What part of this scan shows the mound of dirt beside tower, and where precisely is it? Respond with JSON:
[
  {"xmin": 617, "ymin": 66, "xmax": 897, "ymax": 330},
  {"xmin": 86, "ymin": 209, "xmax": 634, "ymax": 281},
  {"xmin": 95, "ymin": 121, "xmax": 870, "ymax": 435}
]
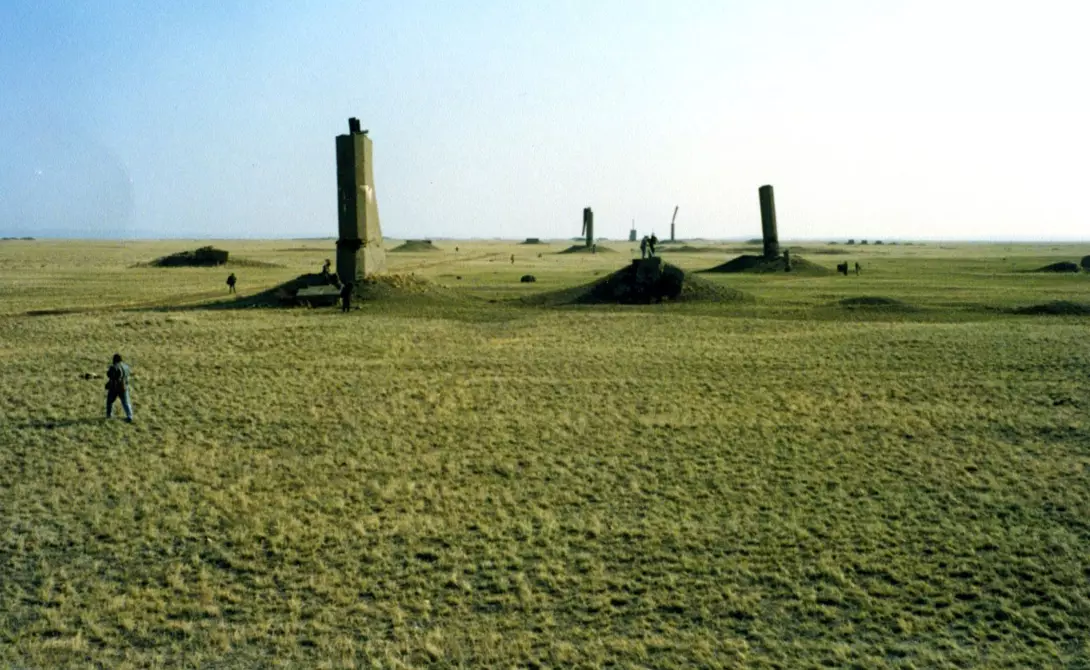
[
  {"xmin": 524, "ymin": 257, "xmax": 751, "ymax": 306},
  {"xmin": 700, "ymin": 254, "xmax": 832, "ymax": 275},
  {"xmin": 391, "ymin": 240, "xmax": 441, "ymax": 252},
  {"xmin": 221, "ymin": 273, "xmax": 468, "ymax": 308},
  {"xmin": 557, "ymin": 244, "xmax": 616, "ymax": 254}
]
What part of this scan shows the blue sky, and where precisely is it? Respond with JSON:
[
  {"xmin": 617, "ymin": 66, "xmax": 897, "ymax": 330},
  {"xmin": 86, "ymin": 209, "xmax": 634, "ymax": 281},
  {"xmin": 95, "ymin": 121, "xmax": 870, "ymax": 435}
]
[{"xmin": 1, "ymin": 1, "xmax": 1088, "ymax": 240}]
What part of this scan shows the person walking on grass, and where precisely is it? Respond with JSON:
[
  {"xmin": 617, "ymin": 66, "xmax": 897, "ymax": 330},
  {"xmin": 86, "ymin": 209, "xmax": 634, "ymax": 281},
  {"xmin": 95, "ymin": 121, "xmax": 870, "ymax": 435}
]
[
  {"xmin": 226, "ymin": 272, "xmax": 237, "ymax": 293},
  {"xmin": 105, "ymin": 353, "xmax": 133, "ymax": 422}
]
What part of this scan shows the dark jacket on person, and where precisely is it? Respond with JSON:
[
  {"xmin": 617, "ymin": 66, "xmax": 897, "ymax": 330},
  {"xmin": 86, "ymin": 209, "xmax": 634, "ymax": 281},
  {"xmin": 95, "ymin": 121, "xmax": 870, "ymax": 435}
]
[{"xmin": 106, "ymin": 362, "xmax": 132, "ymax": 393}]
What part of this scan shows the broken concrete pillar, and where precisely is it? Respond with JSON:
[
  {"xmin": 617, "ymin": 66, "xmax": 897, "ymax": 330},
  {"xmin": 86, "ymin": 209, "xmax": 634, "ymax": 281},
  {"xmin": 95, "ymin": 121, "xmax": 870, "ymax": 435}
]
[
  {"xmin": 336, "ymin": 118, "xmax": 386, "ymax": 281},
  {"xmin": 629, "ymin": 220, "xmax": 637, "ymax": 242},
  {"xmin": 582, "ymin": 207, "xmax": 594, "ymax": 247},
  {"xmin": 759, "ymin": 185, "xmax": 779, "ymax": 258}
]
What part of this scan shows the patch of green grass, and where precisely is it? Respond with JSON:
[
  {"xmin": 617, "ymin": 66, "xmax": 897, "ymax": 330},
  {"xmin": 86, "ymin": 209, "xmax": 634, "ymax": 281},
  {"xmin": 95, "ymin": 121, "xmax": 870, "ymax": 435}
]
[{"xmin": 1, "ymin": 240, "xmax": 1089, "ymax": 667}]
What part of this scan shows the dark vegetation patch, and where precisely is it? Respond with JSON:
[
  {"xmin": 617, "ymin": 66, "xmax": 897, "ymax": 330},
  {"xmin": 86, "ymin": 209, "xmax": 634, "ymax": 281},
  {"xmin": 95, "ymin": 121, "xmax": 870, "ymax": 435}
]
[
  {"xmin": 701, "ymin": 254, "xmax": 833, "ymax": 275},
  {"xmin": 1010, "ymin": 301, "xmax": 1090, "ymax": 316},
  {"xmin": 390, "ymin": 240, "xmax": 440, "ymax": 252},
  {"xmin": 521, "ymin": 238, "xmax": 543, "ymax": 245},
  {"xmin": 660, "ymin": 245, "xmax": 720, "ymax": 253},
  {"xmin": 223, "ymin": 258, "xmax": 283, "ymax": 268},
  {"xmin": 1033, "ymin": 261, "xmax": 1080, "ymax": 273},
  {"xmin": 524, "ymin": 258, "xmax": 751, "ymax": 306},
  {"xmin": 838, "ymin": 296, "xmax": 916, "ymax": 311},
  {"xmin": 1082, "ymin": 255, "xmax": 1090, "ymax": 270},
  {"xmin": 557, "ymin": 245, "xmax": 616, "ymax": 254},
  {"xmin": 803, "ymin": 248, "xmax": 851, "ymax": 255}
]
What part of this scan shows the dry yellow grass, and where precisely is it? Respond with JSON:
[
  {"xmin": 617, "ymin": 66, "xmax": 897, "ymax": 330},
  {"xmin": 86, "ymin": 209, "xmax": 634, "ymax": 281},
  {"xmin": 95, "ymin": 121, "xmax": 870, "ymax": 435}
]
[{"xmin": 1, "ymin": 239, "xmax": 1089, "ymax": 667}]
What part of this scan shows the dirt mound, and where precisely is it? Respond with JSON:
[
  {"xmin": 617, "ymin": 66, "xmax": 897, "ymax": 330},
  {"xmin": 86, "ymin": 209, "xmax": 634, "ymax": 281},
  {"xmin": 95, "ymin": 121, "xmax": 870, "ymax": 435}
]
[
  {"xmin": 701, "ymin": 254, "xmax": 833, "ymax": 275},
  {"xmin": 558, "ymin": 244, "xmax": 616, "ymax": 254},
  {"xmin": 838, "ymin": 296, "xmax": 915, "ymax": 310},
  {"xmin": 149, "ymin": 246, "xmax": 229, "ymax": 267},
  {"xmin": 1011, "ymin": 301, "xmax": 1090, "ymax": 316},
  {"xmin": 524, "ymin": 258, "xmax": 751, "ymax": 306},
  {"xmin": 144, "ymin": 246, "xmax": 282, "ymax": 268},
  {"xmin": 1034, "ymin": 261, "xmax": 1080, "ymax": 273},
  {"xmin": 353, "ymin": 274, "xmax": 467, "ymax": 302},
  {"xmin": 220, "ymin": 273, "xmax": 468, "ymax": 308},
  {"xmin": 391, "ymin": 240, "xmax": 440, "ymax": 252}
]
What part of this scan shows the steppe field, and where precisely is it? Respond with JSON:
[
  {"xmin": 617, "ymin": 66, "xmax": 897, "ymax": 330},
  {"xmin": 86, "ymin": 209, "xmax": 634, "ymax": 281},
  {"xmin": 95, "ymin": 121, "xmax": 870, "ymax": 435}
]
[{"xmin": 2, "ymin": 238, "xmax": 1089, "ymax": 668}]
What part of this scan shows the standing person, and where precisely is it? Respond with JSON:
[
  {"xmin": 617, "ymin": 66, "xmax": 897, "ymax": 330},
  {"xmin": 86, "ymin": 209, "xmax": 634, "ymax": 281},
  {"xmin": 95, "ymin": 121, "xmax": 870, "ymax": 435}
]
[
  {"xmin": 640, "ymin": 236, "xmax": 649, "ymax": 259},
  {"xmin": 510, "ymin": 254, "xmax": 515, "ymax": 264},
  {"xmin": 648, "ymin": 233, "xmax": 658, "ymax": 257},
  {"xmin": 226, "ymin": 273, "xmax": 237, "ymax": 293},
  {"xmin": 105, "ymin": 353, "xmax": 133, "ymax": 422},
  {"xmin": 321, "ymin": 259, "xmax": 332, "ymax": 277},
  {"xmin": 340, "ymin": 281, "xmax": 353, "ymax": 313}
]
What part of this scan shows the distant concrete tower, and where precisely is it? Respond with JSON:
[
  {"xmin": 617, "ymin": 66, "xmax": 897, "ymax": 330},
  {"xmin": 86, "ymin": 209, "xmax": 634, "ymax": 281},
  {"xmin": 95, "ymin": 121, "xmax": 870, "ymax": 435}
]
[
  {"xmin": 336, "ymin": 118, "xmax": 386, "ymax": 281},
  {"xmin": 582, "ymin": 207, "xmax": 594, "ymax": 247},
  {"xmin": 670, "ymin": 205, "xmax": 678, "ymax": 242},
  {"xmin": 758, "ymin": 185, "xmax": 779, "ymax": 258},
  {"xmin": 629, "ymin": 219, "xmax": 637, "ymax": 242}
]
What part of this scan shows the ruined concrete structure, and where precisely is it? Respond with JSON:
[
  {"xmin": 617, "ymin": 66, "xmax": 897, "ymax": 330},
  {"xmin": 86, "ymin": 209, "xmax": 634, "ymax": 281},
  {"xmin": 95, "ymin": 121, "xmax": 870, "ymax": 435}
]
[
  {"xmin": 582, "ymin": 207, "xmax": 594, "ymax": 247},
  {"xmin": 336, "ymin": 118, "xmax": 386, "ymax": 281},
  {"xmin": 758, "ymin": 185, "xmax": 779, "ymax": 258},
  {"xmin": 670, "ymin": 206, "xmax": 678, "ymax": 242},
  {"xmin": 628, "ymin": 220, "xmax": 637, "ymax": 242}
]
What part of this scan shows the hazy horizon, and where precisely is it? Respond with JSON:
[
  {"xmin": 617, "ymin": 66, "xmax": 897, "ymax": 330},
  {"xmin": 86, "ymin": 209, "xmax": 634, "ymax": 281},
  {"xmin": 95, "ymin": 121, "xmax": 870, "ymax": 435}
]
[{"xmin": 2, "ymin": 1, "xmax": 1088, "ymax": 242}]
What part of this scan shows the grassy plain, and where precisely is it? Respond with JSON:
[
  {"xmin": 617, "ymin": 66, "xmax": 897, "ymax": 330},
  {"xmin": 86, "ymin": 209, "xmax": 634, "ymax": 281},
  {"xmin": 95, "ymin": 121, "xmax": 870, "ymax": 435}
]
[{"xmin": 1, "ymin": 238, "xmax": 1089, "ymax": 668}]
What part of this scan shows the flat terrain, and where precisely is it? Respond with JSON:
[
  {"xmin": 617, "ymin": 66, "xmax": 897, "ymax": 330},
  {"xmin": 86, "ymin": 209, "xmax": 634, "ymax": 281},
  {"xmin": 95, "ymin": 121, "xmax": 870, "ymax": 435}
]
[{"xmin": 2, "ymin": 239, "xmax": 1089, "ymax": 668}]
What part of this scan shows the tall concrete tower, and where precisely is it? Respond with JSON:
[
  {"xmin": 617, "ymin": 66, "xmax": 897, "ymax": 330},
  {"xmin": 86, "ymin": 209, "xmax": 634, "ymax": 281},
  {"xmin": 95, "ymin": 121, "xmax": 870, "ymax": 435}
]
[
  {"xmin": 336, "ymin": 118, "xmax": 386, "ymax": 282},
  {"xmin": 582, "ymin": 207, "xmax": 594, "ymax": 247},
  {"xmin": 758, "ymin": 185, "xmax": 779, "ymax": 258}
]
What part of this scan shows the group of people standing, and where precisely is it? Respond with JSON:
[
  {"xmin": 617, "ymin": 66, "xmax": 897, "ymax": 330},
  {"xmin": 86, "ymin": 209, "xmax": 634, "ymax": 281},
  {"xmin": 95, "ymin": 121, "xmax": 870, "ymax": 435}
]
[{"xmin": 640, "ymin": 234, "xmax": 659, "ymax": 259}]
